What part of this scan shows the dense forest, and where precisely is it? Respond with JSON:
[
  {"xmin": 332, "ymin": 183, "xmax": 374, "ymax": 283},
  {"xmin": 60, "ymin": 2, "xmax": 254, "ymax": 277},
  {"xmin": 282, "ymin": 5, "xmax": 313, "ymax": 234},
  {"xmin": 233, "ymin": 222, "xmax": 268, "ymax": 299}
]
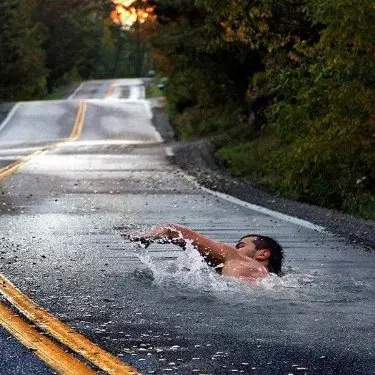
[
  {"xmin": 142, "ymin": 0, "xmax": 375, "ymax": 220},
  {"xmin": 0, "ymin": 0, "xmax": 374, "ymax": 219},
  {"xmin": 0, "ymin": 0, "xmax": 151, "ymax": 101}
]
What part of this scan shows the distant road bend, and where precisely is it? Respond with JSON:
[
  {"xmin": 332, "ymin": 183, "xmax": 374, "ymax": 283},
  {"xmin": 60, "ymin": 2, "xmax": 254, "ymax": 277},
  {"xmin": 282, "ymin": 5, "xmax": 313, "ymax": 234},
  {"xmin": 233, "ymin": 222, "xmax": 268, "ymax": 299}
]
[{"xmin": 0, "ymin": 79, "xmax": 374, "ymax": 375}]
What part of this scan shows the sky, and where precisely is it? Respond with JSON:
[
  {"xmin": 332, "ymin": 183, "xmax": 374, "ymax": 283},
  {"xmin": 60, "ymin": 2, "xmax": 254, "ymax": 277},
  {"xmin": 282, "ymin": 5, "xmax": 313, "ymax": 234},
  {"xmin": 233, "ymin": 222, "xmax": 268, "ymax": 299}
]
[{"xmin": 111, "ymin": 0, "xmax": 152, "ymax": 28}]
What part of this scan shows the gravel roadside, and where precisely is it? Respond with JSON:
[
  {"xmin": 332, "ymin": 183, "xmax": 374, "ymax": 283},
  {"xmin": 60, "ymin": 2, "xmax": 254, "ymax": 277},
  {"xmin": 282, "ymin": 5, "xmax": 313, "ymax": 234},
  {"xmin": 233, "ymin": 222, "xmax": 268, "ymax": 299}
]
[{"xmin": 150, "ymin": 103, "xmax": 375, "ymax": 252}]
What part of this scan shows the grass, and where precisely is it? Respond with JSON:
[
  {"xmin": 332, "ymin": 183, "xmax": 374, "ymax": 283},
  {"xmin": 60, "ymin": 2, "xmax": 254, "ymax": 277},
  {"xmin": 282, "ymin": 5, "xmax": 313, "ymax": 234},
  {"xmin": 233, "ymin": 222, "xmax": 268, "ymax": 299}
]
[
  {"xmin": 44, "ymin": 82, "xmax": 80, "ymax": 100},
  {"xmin": 145, "ymin": 81, "xmax": 165, "ymax": 98},
  {"xmin": 216, "ymin": 140, "xmax": 375, "ymax": 221}
]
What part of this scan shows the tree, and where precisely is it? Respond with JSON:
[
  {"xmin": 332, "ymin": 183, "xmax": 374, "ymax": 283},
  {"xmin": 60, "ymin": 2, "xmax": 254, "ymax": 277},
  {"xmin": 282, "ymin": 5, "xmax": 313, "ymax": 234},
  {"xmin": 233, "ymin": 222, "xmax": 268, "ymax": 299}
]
[
  {"xmin": 0, "ymin": 0, "xmax": 47, "ymax": 101},
  {"xmin": 144, "ymin": 0, "xmax": 264, "ymax": 138},
  {"xmin": 32, "ymin": 0, "xmax": 104, "ymax": 90},
  {"xmin": 254, "ymin": 0, "xmax": 375, "ymax": 214},
  {"xmin": 219, "ymin": 0, "xmax": 375, "ymax": 217}
]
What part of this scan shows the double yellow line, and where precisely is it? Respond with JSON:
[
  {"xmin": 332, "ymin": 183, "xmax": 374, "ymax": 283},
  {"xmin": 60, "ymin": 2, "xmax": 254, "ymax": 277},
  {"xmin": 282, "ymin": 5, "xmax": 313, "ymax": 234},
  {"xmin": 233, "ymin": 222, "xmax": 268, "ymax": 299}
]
[
  {"xmin": 0, "ymin": 146, "xmax": 52, "ymax": 182},
  {"xmin": 69, "ymin": 101, "xmax": 87, "ymax": 141},
  {"xmin": 0, "ymin": 101, "xmax": 87, "ymax": 183},
  {"xmin": 0, "ymin": 275, "xmax": 139, "ymax": 374},
  {"xmin": 0, "ymin": 101, "xmax": 141, "ymax": 374},
  {"xmin": 0, "ymin": 303, "xmax": 94, "ymax": 375},
  {"xmin": 105, "ymin": 82, "xmax": 115, "ymax": 98}
]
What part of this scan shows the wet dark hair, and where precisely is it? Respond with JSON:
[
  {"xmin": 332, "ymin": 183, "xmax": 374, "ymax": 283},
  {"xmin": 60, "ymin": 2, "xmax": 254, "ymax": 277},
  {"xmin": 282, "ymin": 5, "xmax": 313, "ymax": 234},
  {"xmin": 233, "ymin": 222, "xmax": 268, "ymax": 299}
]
[{"xmin": 241, "ymin": 234, "xmax": 284, "ymax": 275}]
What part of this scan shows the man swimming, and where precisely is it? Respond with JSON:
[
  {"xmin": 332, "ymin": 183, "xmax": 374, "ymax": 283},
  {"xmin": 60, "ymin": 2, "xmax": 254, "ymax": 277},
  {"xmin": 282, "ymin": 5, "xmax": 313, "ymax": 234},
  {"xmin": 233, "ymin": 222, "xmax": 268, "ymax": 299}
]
[{"xmin": 122, "ymin": 224, "xmax": 284, "ymax": 282}]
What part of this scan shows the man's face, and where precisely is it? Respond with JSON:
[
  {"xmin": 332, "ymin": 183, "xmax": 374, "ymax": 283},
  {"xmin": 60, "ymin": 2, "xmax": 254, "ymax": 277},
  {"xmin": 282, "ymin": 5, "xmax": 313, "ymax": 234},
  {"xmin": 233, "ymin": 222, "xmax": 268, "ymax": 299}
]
[{"xmin": 235, "ymin": 236, "xmax": 258, "ymax": 259}]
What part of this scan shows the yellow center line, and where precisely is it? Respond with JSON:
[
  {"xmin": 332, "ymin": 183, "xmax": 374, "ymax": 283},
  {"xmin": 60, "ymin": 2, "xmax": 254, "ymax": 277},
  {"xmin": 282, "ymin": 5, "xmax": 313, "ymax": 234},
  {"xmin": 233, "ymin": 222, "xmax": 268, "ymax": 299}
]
[
  {"xmin": 69, "ymin": 101, "xmax": 87, "ymax": 141},
  {"xmin": 0, "ymin": 100, "xmax": 141, "ymax": 374},
  {"xmin": 0, "ymin": 148, "xmax": 51, "ymax": 182},
  {"xmin": 105, "ymin": 82, "xmax": 115, "ymax": 98},
  {"xmin": 0, "ymin": 160, "xmax": 24, "ymax": 181},
  {"xmin": 0, "ymin": 101, "xmax": 86, "ymax": 183},
  {"xmin": 0, "ymin": 274, "xmax": 141, "ymax": 374},
  {"xmin": 0, "ymin": 302, "xmax": 96, "ymax": 375}
]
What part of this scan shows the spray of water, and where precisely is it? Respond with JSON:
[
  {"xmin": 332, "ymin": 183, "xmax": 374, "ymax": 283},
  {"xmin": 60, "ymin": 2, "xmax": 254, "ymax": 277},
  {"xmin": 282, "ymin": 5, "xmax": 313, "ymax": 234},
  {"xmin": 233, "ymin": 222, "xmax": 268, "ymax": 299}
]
[
  {"xmin": 120, "ymin": 225, "xmax": 322, "ymax": 300},
  {"xmin": 135, "ymin": 240, "xmax": 233, "ymax": 292},
  {"xmin": 130, "ymin": 234, "xmax": 314, "ymax": 297}
]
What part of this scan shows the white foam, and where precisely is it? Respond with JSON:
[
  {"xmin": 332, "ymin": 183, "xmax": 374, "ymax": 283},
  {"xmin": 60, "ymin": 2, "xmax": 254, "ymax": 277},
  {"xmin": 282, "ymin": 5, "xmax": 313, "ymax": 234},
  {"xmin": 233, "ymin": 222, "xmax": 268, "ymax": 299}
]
[
  {"xmin": 132, "ymin": 243, "xmax": 316, "ymax": 298},
  {"xmin": 134, "ymin": 241, "xmax": 232, "ymax": 292}
]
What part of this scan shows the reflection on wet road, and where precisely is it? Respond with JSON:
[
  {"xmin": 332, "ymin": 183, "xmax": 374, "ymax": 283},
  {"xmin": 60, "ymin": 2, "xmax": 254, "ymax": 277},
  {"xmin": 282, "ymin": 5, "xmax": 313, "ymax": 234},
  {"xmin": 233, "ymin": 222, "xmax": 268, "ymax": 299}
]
[{"xmin": 0, "ymin": 79, "xmax": 374, "ymax": 374}]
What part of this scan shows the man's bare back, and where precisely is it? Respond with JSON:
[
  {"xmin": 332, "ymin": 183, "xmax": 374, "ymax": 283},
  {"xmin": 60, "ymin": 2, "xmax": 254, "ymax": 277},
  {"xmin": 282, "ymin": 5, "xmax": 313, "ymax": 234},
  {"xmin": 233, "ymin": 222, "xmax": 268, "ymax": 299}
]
[{"xmin": 122, "ymin": 224, "xmax": 283, "ymax": 282}]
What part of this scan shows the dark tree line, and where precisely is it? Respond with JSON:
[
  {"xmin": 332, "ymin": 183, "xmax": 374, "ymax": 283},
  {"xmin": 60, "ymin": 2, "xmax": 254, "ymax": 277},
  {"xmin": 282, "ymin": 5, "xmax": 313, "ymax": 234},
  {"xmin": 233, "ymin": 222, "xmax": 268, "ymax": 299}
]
[{"xmin": 0, "ymin": 0, "xmax": 46, "ymax": 100}]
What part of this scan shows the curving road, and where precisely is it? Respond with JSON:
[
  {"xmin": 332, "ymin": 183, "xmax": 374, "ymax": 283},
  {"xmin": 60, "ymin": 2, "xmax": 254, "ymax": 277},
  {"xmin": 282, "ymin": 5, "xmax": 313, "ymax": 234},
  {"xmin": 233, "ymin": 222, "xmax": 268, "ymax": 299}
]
[{"xmin": 0, "ymin": 79, "xmax": 374, "ymax": 374}]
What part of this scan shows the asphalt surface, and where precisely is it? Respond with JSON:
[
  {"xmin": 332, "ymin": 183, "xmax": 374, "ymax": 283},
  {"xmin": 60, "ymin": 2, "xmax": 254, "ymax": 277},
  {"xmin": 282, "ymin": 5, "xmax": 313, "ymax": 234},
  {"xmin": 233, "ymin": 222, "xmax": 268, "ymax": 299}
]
[{"xmin": 0, "ymin": 79, "xmax": 374, "ymax": 375}]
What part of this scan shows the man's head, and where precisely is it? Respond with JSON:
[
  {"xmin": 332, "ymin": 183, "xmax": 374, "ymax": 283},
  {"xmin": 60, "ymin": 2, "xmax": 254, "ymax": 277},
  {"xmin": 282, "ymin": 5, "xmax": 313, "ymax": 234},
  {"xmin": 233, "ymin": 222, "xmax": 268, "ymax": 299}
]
[{"xmin": 235, "ymin": 234, "xmax": 284, "ymax": 275}]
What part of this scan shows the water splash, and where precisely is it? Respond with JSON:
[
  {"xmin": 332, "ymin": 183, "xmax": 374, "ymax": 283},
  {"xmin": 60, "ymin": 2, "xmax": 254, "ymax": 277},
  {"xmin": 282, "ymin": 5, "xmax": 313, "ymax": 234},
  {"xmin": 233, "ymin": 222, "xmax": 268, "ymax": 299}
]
[
  {"xmin": 135, "ymin": 241, "xmax": 232, "ymax": 292},
  {"xmin": 130, "ymin": 239, "xmax": 317, "ymax": 300},
  {"xmin": 122, "ymin": 225, "xmax": 329, "ymax": 302}
]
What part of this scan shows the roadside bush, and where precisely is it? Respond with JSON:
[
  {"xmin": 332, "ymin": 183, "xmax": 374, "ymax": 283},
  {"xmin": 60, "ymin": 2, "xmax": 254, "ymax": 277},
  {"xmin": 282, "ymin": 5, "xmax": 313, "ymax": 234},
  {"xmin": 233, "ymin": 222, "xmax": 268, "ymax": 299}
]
[{"xmin": 173, "ymin": 105, "xmax": 242, "ymax": 139}]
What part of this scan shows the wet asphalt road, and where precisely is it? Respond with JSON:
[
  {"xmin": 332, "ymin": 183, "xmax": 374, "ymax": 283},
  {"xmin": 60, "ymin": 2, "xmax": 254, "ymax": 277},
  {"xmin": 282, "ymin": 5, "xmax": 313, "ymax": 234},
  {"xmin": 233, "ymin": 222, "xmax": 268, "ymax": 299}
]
[{"xmin": 0, "ymin": 79, "xmax": 374, "ymax": 375}]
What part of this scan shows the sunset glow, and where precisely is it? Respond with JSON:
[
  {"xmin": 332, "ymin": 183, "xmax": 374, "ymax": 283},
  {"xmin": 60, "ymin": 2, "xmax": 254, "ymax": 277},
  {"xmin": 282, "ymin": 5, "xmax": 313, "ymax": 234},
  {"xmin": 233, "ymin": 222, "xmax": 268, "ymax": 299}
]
[{"xmin": 111, "ymin": 0, "xmax": 153, "ymax": 28}]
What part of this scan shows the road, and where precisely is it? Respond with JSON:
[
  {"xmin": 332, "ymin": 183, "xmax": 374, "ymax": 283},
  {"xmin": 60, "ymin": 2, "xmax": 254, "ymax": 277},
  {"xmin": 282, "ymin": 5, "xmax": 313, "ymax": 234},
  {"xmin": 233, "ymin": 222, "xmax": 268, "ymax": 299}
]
[{"xmin": 0, "ymin": 79, "xmax": 374, "ymax": 375}]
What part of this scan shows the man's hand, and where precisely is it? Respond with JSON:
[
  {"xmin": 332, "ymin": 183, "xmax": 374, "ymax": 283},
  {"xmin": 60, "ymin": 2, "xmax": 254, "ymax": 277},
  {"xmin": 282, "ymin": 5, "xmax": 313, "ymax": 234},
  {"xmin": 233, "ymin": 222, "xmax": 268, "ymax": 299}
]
[
  {"xmin": 121, "ymin": 225, "xmax": 174, "ymax": 248},
  {"xmin": 121, "ymin": 232, "xmax": 152, "ymax": 248}
]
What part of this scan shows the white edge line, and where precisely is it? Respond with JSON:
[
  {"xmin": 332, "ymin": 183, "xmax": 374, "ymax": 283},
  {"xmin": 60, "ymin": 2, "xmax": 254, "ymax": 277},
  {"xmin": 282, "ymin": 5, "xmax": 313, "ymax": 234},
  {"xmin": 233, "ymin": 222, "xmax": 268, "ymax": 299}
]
[
  {"xmin": 200, "ymin": 186, "xmax": 326, "ymax": 232},
  {"xmin": 2, "ymin": 93, "xmax": 323, "ymax": 233},
  {"xmin": 142, "ymin": 99, "xmax": 153, "ymax": 119},
  {"xmin": 143, "ymin": 99, "xmax": 164, "ymax": 143},
  {"xmin": 0, "ymin": 103, "xmax": 21, "ymax": 134},
  {"xmin": 140, "ymin": 85, "xmax": 146, "ymax": 100},
  {"xmin": 68, "ymin": 82, "xmax": 84, "ymax": 100},
  {"xmin": 57, "ymin": 140, "xmax": 155, "ymax": 147},
  {"xmin": 153, "ymin": 130, "xmax": 163, "ymax": 143},
  {"xmin": 165, "ymin": 147, "xmax": 175, "ymax": 157},
  {"xmin": 172, "ymin": 159, "xmax": 326, "ymax": 232}
]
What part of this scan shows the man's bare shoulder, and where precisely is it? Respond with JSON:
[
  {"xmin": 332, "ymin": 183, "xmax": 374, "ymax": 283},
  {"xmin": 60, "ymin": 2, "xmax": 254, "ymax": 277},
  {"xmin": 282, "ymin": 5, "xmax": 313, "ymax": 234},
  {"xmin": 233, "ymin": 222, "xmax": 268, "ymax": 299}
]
[{"xmin": 221, "ymin": 258, "xmax": 269, "ymax": 280}]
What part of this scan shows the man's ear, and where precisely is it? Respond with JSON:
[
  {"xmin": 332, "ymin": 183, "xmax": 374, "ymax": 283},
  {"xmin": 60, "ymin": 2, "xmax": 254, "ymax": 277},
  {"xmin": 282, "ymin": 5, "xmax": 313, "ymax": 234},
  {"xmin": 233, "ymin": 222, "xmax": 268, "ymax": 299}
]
[{"xmin": 256, "ymin": 248, "xmax": 271, "ymax": 261}]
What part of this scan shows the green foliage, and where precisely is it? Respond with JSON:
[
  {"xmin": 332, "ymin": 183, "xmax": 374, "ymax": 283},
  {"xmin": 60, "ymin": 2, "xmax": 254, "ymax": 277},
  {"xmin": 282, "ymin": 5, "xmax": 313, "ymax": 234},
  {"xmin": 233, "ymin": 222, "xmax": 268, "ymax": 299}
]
[
  {"xmin": 43, "ymin": 82, "xmax": 79, "ymax": 100},
  {"xmin": 249, "ymin": 0, "xmax": 375, "ymax": 217},
  {"xmin": 146, "ymin": 81, "xmax": 164, "ymax": 98},
  {"xmin": 33, "ymin": 0, "xmax": 112, "ymax": 90},
  {"xmin": 0, "ymin": 0, "xmax": 47, "ymax": 101},
  {"xmin": 147, "ymin": 0, "xmax": 375, "ymax": 219},
  {"xmin": 147, "ymin": 0, "xmax": 262, "ymax": 140}
]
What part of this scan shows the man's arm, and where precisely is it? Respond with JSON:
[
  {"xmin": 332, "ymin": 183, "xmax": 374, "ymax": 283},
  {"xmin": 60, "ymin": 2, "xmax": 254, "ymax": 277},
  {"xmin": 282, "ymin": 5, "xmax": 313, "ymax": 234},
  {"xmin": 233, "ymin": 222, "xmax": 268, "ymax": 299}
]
[{"xmin": 122, "ymin": 224, "xmax": 240, "ymax": 263}]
